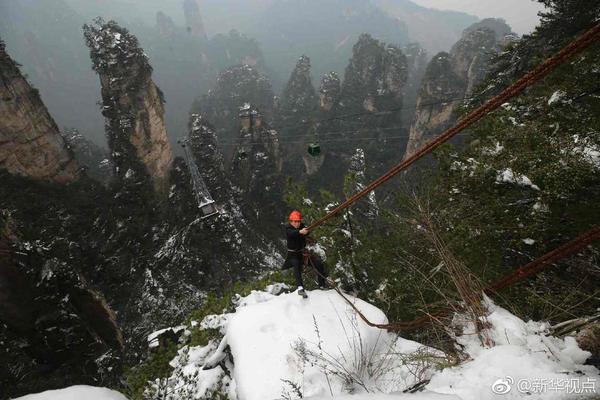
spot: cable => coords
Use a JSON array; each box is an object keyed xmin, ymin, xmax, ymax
[{"xmin": 305, "ymin": 22, "xmax": 600, "ymax": 232}]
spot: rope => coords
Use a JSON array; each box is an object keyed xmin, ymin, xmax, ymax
[
  {"xmin": 307, "ymin": 226, "xmax": 600, "ymax": 332},
  {"xmin": 306, "ymin": 23, "xmax": 600, "ymax": 232},
  {"xmin": 299, "ymin": 24, "xmax": 600, "ymax": 331},
  {"xmin": 485, "ymin": 225, "xmax": 600, "ymax": 292}
]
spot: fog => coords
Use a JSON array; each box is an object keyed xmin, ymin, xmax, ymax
[{"xmin": 0, "ymin": 0, "xmax": 508, "ymax": 149}]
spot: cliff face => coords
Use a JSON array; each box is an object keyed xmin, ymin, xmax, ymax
[
  {"xmin": 319, "ymin": 71, "xmax": 341, "ymax": 112},
  {"xmin": 188, "ymin": 114, "xmax": 229, "ymax": 203},
  {"xmin": 231, "ymin": 104, "xmax": 284, "ymax": 230},
  {"xmin": 194, "ymin": 64, "xmax": 274, "ymax": 162},
  {"xmin": 276, "ymin": 55, "xmax": 318, "ymax": 133},
  {"xmin": 63, "ymin": 128, "xmax": 111, "ymax": 183},
  {"xmin": 404, "ymin": 19, "xmax": 512, "ymax": 159},
  {"xmin": 183, "ymin": 0, "xmax": 207, "ymax": 39},
  {"xmin": 0, "ymin": 40, "xmax": 78, "ymax": 182},
  {"xmin": 275, "ymin": 55, "xmax": 319, "ymax": 177},
  {"xmin": 338, "ymin": 34, "xmax": 408, "ymax": 116},
  {"xmin": 307, "ymin": 34, "xmax": 408, "ymax": 193},
  {"xmin": 83, "ymin": 19, "xmax": 173, "ymax": 191},
  {"xmin": 156, "ymin": 11, "xmax": 176, "ymax": 37}
]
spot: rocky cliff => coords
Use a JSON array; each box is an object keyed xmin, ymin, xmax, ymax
[
  {"xmin": 183, "ymin": 0, "xmax": 207, "ymax": 39},
  {"xmin": 0, "ymin": 40, "xmax": 78, "ymax": 182},
  {"xmin": 63, "ymin": 128, "xmax": 111, "ymax": 183},
  {"xmin": 318, "ymin": 71, "xmax": 341, "ymax": 113},
  {"xmin": 193, "ymin": 64, "xmax": 274, "ymax": 162},
  {"xmin": 404, "ymin": 19, "xmax": 513, "ymax": 159},
  {"xmin": 310, "ymin": 34, "xmax": 408, "ymax": 193},
  {"xmin": 155, "ymin": 11, "xmax": 176, "ymax": 37},
  {"xmin": 276, "ymin": 55, "xmax": 318, "ymax": 134},
  {"xmin": 338, "ymin": 33, "xmax": 408, "ymax": 117},
  {"xmin": 275, "ymin": 55, "xmax": 319, "ymax": 177},
  {"xmin": 231, "ymin": 104, "xmax": 284, "ymax": 231},
  {"xmin": 83, "ymin": 19, "xmax": 173, "ymax": 192}
]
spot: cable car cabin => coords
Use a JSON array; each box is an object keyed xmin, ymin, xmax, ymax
[
  {"xmin": 199, "ymin": 200, "xmax": 219, "ymax": 219},
  {"xmin": 308, "ymin": 143, "xmax": 321, "ymax": 157}
]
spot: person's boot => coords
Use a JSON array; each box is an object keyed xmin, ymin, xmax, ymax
[{"xmin": 297, "ymin": 287, "xmax": 307, "ymax": 298}]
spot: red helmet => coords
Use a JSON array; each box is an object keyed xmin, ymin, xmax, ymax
[{"xmin": 289, "ymin": 210, "xmax": 302, "ymax": 221}]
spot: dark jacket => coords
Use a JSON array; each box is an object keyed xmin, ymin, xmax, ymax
[
  {"xmin": 286, "ymin": 223, "xmax": 307, "ymax": 252},
  {"xmin": 282, "ymin": 223, "xmax": 307, "ymax": 269}
]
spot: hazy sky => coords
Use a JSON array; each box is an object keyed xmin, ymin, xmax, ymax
[{"xmin": 408, "ymin": 0, "xmax": 546, "ymax": 35}]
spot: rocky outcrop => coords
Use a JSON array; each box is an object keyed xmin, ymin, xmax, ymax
[
  {"xmin": 188, "ymin": 114, "xmax": 229, "ymax": 203},
  {"xmin": 344, "ymin": 148, "xmax": 378, "ymax": 220},
  {"xmin": 194, "ymin": 64, "xmax": 274, "ymax": 162},
  {"xmin": 183, "ymin": 0, "xmax": 207, "ymax": 39},
  {"xmin": 338, "ymin": 34, "xmax": 408, "ymax": 116},
  {"xmin": 404, "ymin": 20, "xmax": 513, "ymax": 159},
  {"xmin": 275, "ymin": 55, "xmax": 319, "ymax": 177},
  {"xmin": 231, "ymin": 104, "xmax": 284, "ymax": 229},
  {"xmin": 276, "ymin": 55, "xmax": 318, "ymax": 134},
  {"xmin": 0, "ymin": 209, "xmax": 123, "ymax": 398},
  {"xmin": 402, "ymin": 42, "xmax": 428, "ymax": 119},
  {"xmin": 63, "ymin": 128, "xmax": 111, "ymax": 183},
  {"xmin": 319, "ymin": 72, "xmax": 341, "ymax": 112},
  {"xmin": 404, "ymin": 52, "xmax": 464, "ymax": 159},
  {"xmin": 0, "ymin": 40, "xmax": 78, "ymax": 182},
  {"xmin": 156, "ymin": 11, "xmax": 176, "ymax": 37},
  {"xmin": 309, "ymin": 34, "xmax": 408, "ymax": 192},
  {"xmin": 83, "ymin": 19, "xmax": 173, "ymax": 192}
]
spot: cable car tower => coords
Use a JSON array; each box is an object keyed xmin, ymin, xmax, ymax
[{"xmin": 178, "ymin": 138, "xmax": 219, "ymax": 220}]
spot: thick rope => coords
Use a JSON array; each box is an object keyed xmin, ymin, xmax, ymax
[
  {"xmin": 306, "ymin": 23, "xmax": 600, "ymax": 232},
  {"xmin": 308, "ymin": 226, "xmax": 600, "ymax": 332}
]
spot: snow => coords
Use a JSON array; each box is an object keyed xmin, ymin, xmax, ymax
[
  {"xmin": 13, "ymin": 386, "xmax": 127, "ymax": 400},
  {"xmin": 41, "ymin": 287, "xmax": 597, "ymax": 400},
  {"xmin": 426, "ymin": 296, "xmax": 599, "ymax": 399},
  {"xmin": 226, "ymin": 290, "xmax": 433, "ymax": 400},
  {"xmin": 147, "ymin": 325, "xmax": 186, "ymax": 348},
  {"xmin": 220, "ymin": 290, "xmax": 596, "ymax": 400},
  {"xmin": 496, "ymin": 168, "xmax": 540, "ymax": 190},
  {"xmin": 548, "ymin": 90, "xmax": 566, "ymax": 105},
  {"xmin": 572, "ymin": 135, "xmax": 600, "ymax": 169}
]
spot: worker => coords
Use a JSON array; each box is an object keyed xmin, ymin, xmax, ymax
[{"xmin": 283, "ymin": 210, "xmax": 328, "ymax": 298}]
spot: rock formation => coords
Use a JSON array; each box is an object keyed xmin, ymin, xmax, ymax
[
  {"xmin": 310, "ymin": 34, "xmax": 408, "ymax": 192},
  {"xmin": 231, "ymin": 103, "xmax": 284, "ymax": 229},
  {"xmin": 404, "ymin": 19, "xmax": 513, "ymax": 159},
  {"xmin": 275, "ymin": 55, "xmax": 320, "ymax": 177},
  {"xmin": 319, "ymin": 71, "xmax": 341, "ymax": 113},
  {"xmin": 83, "ymin": 18, "xmax": 173, "ymax": 192},
  {"xmin": 0, "ymin": 39, "xmax": 78, "ymax": 182},
  {"xmin": 194, "ymin": 64, "xmax": 274, "ymax": 162},
  {"xmin": 344, "ymin": 148, "xmax": 378, "ymax": 220},
  {"xmin": 156, "ymin": 11, "xmax": 176, "ymax": 37},
  {"xmin": 276, "ymin": 55, "xmax": 318, "ymax": 134},
  {"xmin": 62, "ymin": 128, "xmax": 111, "ymax": 183},
  {"xmin": 183, "ymin": 0, "xmax": 207, "ymax": 39},
  {"xmin": 188, "ymin": 114, "xmax": 228, "ymax": 203},
  {"xmin": 338, "ymin": 34, "xmax": 408, "ymax": 116}
]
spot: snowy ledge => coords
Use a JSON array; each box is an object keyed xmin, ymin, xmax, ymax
[
  {"xmin": 17, "ymin": 288, "xmax": 599, "ymax": 400},
  {"xmin": 150, "ymin": 288, "xmax": 599, "ymax": 400}
]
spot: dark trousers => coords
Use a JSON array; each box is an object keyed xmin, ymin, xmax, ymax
[{"xmin": 286, "ymin": 252, "xmax": 326, "ymax": 288}]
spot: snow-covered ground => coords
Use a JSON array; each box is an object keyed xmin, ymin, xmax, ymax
[
  {"xmin": 16, "ymin": 288, "xmax": 599, "ymax": 400},
  {"xmin": 159, "ymin": 287, "xmax": 599, "ymax": 400},
  {"xmin": 13, "ymin": 385, "xmax": 127, "ymax": 400}
]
